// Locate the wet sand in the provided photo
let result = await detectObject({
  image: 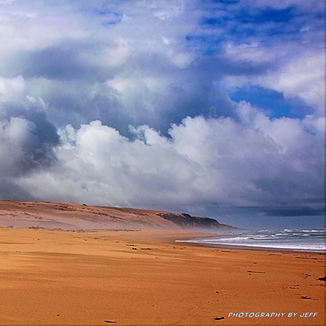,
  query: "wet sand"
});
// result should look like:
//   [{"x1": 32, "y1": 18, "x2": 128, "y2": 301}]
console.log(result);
[{"x1": 0, "y1": 227, "x2": 325, "y2": 325}]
